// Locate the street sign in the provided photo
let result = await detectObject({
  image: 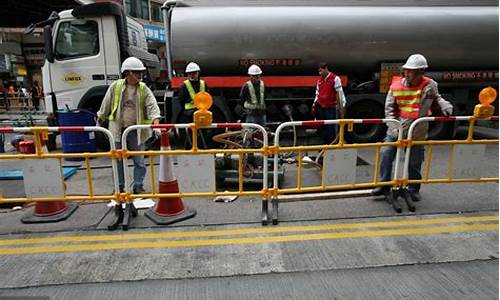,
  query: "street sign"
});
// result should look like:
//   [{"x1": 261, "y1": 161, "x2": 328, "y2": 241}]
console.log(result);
[
  {"x1": 23, "y1": 158, "x2": 64, "y2": 198},
  {"x1": 323, "y1": 149, "x2": 357, "y2": 186},
  {"x1": 174, "y1": 154, "x2": 216, "y2": 193},
  {"x1": 452, "y1": 144, "x2": 486, "y2": 179}
]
